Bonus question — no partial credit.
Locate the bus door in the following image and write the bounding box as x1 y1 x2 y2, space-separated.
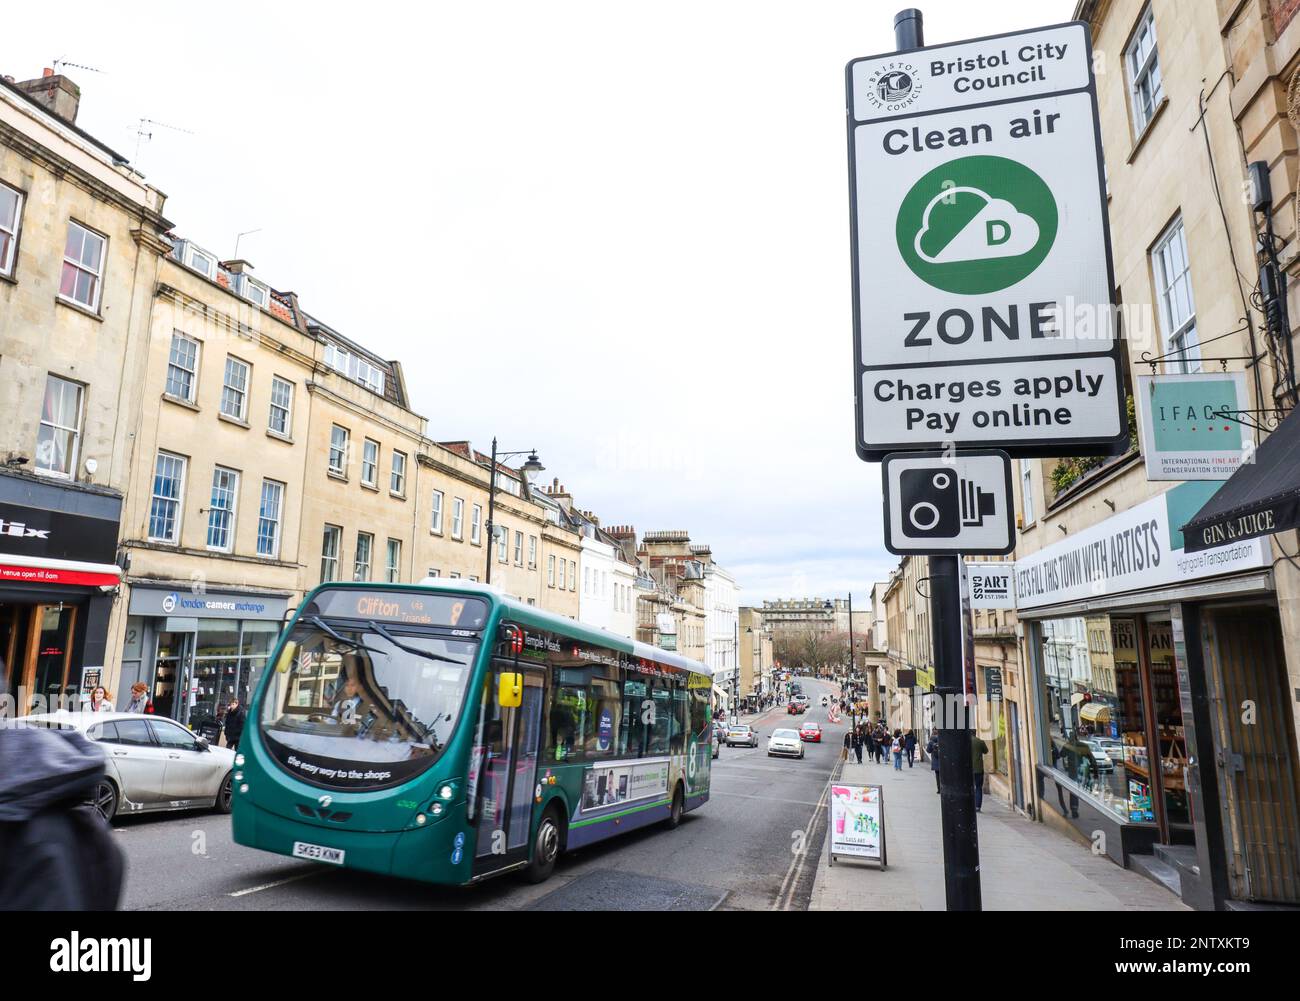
473 666 545 877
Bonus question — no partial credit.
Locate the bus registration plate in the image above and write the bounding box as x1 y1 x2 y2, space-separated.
293 841 345 865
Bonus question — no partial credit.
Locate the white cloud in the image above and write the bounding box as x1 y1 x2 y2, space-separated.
916 190 1041 264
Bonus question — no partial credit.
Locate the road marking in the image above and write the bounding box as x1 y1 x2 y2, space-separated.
773 757 842 912
229 870 325 897
709 790 824 808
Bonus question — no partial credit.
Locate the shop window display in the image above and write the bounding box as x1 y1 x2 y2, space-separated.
1145 620 1190 831
1040 615 1151 822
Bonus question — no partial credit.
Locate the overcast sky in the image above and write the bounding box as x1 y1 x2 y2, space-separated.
3 1 1069 609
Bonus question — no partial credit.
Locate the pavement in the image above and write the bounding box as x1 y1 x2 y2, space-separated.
809 757 1191 911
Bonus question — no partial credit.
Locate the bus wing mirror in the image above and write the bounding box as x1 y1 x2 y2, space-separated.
274 641 299 674
498 672 523 709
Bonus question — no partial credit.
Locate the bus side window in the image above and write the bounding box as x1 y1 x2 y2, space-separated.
546 682 587 764
621 678 648 758
670 682 689 754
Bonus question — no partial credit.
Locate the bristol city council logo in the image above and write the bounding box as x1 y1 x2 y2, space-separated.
878 70 914 102
866 62 921 110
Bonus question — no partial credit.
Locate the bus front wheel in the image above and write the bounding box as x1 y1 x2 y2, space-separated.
523 806 564 884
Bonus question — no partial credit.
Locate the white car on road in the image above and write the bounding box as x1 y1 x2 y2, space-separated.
767 728 805 759
19 711 236 822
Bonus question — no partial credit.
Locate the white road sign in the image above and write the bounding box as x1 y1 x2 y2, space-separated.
882 450 1014 555
847 22 1126 461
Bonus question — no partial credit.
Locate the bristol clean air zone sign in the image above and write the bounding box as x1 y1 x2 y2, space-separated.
847 22 1126 461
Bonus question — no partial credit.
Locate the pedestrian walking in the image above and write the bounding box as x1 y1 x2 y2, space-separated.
86 687 113 713
972 731 989 812
842 729 852 762
852 727 863 765
892 730 904 770
926 733 940 792
904 729 917 768
123 683 150 715
222 698 246 750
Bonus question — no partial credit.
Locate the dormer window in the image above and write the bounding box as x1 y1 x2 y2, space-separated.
187 246 215 278
323 341 386 395
241 277 269 308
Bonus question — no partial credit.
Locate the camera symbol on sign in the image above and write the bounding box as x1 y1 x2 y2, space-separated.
899 469 998 538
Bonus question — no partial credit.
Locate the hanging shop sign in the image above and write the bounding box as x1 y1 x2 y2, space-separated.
1134 372 1252 481
966 562 1017 608
846 22 1126 460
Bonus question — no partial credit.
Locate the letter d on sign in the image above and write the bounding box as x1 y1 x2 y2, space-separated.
986 220 1011 246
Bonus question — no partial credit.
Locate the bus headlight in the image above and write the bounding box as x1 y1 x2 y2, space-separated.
430 802 445 817
234 772 243 782
239 784 249 794
416 814 427 826
437 782 457 801
235 753 245 767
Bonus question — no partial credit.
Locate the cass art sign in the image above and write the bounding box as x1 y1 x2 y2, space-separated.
966 562 1016 609
828 784 886 867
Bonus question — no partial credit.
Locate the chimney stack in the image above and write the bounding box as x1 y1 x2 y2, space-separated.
13 69 81 124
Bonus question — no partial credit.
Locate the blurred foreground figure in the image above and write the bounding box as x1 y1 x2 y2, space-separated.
0 721 125 910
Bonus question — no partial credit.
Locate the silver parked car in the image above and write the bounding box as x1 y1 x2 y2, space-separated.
22 711 236 822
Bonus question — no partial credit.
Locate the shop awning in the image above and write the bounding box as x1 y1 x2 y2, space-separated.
1078 702 1111 724
1182 406 1300 553
0 554 121 588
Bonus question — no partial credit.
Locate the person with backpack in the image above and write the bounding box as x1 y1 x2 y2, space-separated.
0 721 125 910
926 733 941 792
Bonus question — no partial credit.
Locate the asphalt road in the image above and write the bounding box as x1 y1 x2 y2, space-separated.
116 677 847 911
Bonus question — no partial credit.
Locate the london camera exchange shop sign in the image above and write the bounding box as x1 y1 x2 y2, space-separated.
846 22 1126 461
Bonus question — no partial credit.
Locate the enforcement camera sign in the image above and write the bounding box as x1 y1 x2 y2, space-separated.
882 450 1014 556
847 22 1126 461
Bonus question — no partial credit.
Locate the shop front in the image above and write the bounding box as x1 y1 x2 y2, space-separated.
1015 483 1300 908
122 584 289 733
0 471 123 714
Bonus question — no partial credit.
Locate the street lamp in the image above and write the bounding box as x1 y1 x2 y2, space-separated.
847 591 857 732
731 620 740 723
483 437 544 585
823 599 834 680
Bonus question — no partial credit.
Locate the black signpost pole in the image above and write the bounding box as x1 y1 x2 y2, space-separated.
891 7 982 912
